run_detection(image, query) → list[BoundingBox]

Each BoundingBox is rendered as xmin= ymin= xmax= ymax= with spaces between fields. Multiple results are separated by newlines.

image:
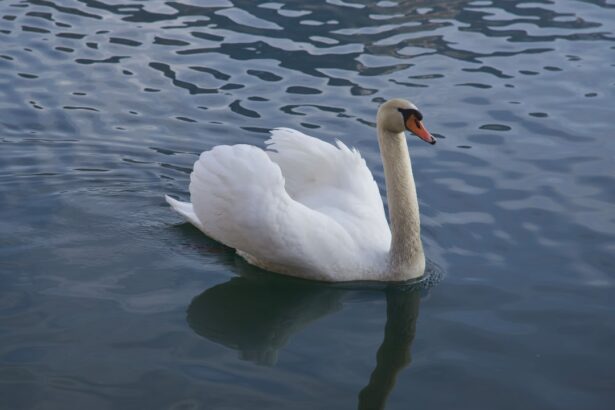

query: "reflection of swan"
xmin=167 ymin=98 xmax=436 ymax=282
xmin=187 ymin=276 xmax=344 ymax=365
xmin=358 ymin=288 xmax=420 ymax=410
xmin=187 ymin=275 xmax=422 ymax=408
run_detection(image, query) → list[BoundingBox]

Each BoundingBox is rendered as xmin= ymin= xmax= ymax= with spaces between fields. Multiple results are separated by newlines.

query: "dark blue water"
xmin=1 ymin=0 xmax=614 ymax=408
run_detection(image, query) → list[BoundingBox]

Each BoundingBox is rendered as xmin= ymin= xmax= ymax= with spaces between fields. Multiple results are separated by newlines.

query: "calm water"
xmin=1 ymin=0 xmax=614 ymax=408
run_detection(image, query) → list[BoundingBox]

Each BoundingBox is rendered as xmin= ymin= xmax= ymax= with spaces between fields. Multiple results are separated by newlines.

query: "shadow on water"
xmin=183 ymin=222 xmax=435 ymax=409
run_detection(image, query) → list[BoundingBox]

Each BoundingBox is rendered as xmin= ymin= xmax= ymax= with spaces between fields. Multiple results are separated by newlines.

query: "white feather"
xmin=167 ymin=129 xmax=391 ymax=281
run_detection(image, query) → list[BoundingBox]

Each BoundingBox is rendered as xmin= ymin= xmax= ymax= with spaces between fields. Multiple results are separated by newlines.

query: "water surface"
xmin=1 ymin=0 xmax=614 ymax=409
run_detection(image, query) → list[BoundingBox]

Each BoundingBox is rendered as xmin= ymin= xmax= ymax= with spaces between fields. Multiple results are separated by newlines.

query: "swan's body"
xmin=166 ymin=99 xmax=436 ymax=282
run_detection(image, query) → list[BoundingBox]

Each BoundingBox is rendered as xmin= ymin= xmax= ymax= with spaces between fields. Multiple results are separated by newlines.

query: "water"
xmin=1 ymin=0 xmax=614 ymax=408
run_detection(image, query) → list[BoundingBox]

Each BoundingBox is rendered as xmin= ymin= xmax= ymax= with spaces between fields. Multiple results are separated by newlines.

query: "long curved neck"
xmin=378 ymin=127 xmax=425 ymax=280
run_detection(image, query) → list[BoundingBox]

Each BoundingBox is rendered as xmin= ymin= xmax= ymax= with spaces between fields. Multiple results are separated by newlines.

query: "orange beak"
xmin=406 ymin=116 xmax=436 ymax=145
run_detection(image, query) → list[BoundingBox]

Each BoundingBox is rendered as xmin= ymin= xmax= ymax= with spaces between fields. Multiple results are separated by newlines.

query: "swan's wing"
xmin=266 ymin=128 xmax=387 ymax=224
xmin=186 ymin=144 xmax=388 ymax=281
xmin=188 ymin=145 xmax=355 ymax=278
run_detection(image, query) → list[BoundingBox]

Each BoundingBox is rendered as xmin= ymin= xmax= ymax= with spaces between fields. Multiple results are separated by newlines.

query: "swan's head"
xmin=377 ymin=98 xmax=436 ymax=145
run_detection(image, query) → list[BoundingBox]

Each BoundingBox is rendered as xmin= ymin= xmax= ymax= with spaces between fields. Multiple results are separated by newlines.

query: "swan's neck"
xmin=378 ymin=128 xmax=425 ymax=280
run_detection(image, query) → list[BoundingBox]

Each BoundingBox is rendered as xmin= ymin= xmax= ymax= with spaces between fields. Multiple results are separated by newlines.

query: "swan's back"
xmin=168 ymin=128 xmax=391 ymax=281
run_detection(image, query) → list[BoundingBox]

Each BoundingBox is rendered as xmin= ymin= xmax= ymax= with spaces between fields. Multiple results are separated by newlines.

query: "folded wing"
xmin=170 ymin=129 xmax=391 ymax=281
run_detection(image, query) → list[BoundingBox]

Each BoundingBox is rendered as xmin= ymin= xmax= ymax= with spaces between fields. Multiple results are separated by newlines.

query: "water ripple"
xmin=1 ymin=0 xmax=615 ymax=408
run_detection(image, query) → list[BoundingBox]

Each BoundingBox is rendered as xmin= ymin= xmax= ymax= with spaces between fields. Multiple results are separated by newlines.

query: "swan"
xmin=166 ymin=98 xmax=436 ymax=282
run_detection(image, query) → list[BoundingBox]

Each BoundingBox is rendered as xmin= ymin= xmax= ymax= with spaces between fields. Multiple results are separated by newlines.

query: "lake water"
xmin=1 ymin=0 xmax=614 ymax=409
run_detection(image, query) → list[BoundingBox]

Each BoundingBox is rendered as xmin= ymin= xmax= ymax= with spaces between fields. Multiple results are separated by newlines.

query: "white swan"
xmin=166 ymin=98 xmax=436 ymax=282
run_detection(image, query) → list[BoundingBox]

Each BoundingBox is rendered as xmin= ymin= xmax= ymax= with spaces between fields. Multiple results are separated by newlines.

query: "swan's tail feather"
xmin=165 ymin=195 xmax=205 ymax=232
